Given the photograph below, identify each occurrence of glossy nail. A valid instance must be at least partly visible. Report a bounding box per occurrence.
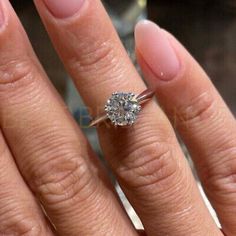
[44,0,85,19]
[135,20,180,81]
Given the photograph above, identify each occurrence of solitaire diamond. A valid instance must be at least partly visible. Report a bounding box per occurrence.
[105,92,141,126]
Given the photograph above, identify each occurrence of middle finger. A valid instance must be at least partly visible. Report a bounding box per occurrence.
[0,1,137,235]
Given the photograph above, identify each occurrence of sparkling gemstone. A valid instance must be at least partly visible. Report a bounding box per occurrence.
[105,92,141,126]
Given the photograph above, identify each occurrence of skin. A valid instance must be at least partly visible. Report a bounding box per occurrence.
[0,0,235,235]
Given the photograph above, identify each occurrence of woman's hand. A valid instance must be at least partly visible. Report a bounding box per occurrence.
[0,0,235,235]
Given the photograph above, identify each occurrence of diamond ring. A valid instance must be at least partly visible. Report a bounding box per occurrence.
[89,89,155,127]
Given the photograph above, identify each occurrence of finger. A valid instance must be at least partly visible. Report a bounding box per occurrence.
[0,133,54,235]
[135,20,236,235]
[34,0,222,235]
[0,1,137,235]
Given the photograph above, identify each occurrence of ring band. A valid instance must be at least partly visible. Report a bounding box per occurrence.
[89,89,155,127]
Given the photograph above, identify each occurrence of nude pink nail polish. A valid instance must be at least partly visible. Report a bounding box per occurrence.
[135,20,180,81]
[44,0,85,19]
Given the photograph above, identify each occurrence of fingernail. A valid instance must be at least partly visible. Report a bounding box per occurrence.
[44,0,85,19]
[0,1,4,26]
[135,20,180,81]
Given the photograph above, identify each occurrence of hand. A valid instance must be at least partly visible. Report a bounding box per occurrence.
[0,0,235,235]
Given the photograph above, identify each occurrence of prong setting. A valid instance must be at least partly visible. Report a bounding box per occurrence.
[105,92,141,126]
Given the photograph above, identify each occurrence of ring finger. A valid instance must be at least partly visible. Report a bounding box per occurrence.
[35,0,222,235]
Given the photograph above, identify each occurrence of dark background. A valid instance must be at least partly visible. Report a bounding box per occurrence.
[10,0,236,115]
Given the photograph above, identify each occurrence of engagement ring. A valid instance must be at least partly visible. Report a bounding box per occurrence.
[89,89,155,127]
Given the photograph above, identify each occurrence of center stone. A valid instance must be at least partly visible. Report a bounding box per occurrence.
[105,92,141,126]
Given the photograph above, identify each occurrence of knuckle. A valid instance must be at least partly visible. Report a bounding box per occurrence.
[32,153,94,207]
[0,56,35,89]
[116,139,178,191]
[177,90,217,124]
[26,132,95,207]
[68,39,129,88]
[202,147,236,198]
[69,39,115,74]
[69,40,114,72]
[0,217,43,236]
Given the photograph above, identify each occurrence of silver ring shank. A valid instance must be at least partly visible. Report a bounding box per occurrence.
[136,88,155,104]
[89,89,155,127]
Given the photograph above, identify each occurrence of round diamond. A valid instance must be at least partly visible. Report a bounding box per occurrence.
[105,92,141,126]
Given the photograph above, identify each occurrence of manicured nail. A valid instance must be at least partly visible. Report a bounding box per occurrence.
[44,0,85,19]
[0,0,4,26]
[135,20,180,81]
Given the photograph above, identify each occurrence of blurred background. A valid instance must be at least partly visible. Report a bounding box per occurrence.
[11,0,236,229]
[11,0,236,115]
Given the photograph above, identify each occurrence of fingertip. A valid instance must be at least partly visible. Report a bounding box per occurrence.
[43,0,85,19]
[135,19,160,35]
[135,20,180,81]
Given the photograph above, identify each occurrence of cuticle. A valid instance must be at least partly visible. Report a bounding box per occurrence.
[41,0,88,24]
